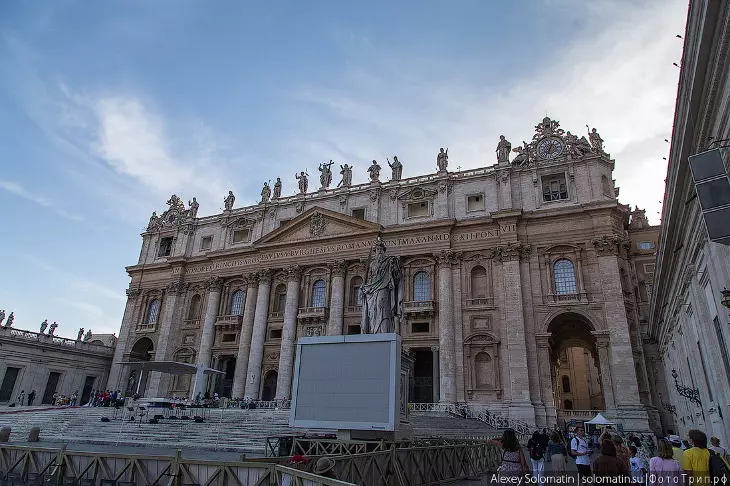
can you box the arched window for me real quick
[144,299,160,324]
[470,266,488,298]
[273,284,287,313]
[475,352,493,389]
[350,276,363,306]
[562,375,571,393]
[230,289,244,316]
[187,295,202,320]
[413,272,431,301]
[311,280,326,308]
[564,399,573,410]
[553,259,577,295]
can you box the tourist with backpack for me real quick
[490,429,529,478]
[528,431,546,479]
[548,431,568,472]
[571,426,593,479]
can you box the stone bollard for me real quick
[28,426,40,442]
[0,425,10,442]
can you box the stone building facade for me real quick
[0,327,116,405]
[648,0,730,445]
[108,116,657,431]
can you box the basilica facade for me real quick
[108,116,658,432]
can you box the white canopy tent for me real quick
[117,361,224,395]
[584,413,615,426]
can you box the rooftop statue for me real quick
[587,126,605,153]
[496,135,511,164]
[224,191,235,211]
[387,156,403,181]
[338,164,353,188]
[437,148,448,172]
[188,197,199,218]
[40,319,48,334]
[83,329,93,342]
[295,171,309,194]
[360,237,403,334]
[368,160,381,182]
[0,310,4,326]
[77,328,85,341]
[147,211,160,231]
[319,160,335,189]
[273,178,282,199]
[48,321,58,336]
[260,182,271,203]
[3,312,13,329]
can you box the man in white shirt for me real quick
[571,426,592,479]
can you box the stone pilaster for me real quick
[106,287,141,390]
[591,237,643,408]
[231,273,258,398]
[431,346,441,402]
[276,265,302,399]
[327,260,347,336]
[147,279,185,396]
[192,277,223,397]
[495,242,534,424]
[536,333,556,427]
[244,270,272,399]
[593,331,616,410]
[452,263,466,402]
[436,250,457,403]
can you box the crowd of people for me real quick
[490,425,729,483]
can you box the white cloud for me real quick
[0,179,85,222]
[284,0,684,223]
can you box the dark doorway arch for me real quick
[261,370,278,401]
[547,313,605,414]
[127,337,154,396]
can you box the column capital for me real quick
[535,333,551,348]
[257,269,272,284]
[329,260,347,277]
[243,272,259,287]
[592,330,611,348]
[284,264,302,282]
[435,250,462,266]
[430,346,440,352]
[495,242,531,262]
[207,276,223,292]
[126,288,141,300]
[591,235,627,256]
[167,279,187,294]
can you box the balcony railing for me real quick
[182,318,200,329]
[545,292,589,304]
[268,311,284,321]
[465,297,495,308]
[403,300,437,316]
[215,315,242,328]
[136,323,156,332]
[298,306,328,321]
[0,327,115,354]
[556,409,601,421]
[344,305,362,314]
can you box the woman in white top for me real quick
[649,439,682,486]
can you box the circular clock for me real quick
[537,137,564,159]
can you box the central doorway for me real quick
[409,348,436,403]
[214,356,236,398]
[126,337,154,396]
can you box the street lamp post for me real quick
[672,369,702,407]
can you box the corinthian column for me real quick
[192,277,222,397]
[107,288,141,390]
[276,265,302,399]
[231,274,259,398]
[147,279,185,397]
[436,250,457,403]
[593,331,616,410]
[327,260,347,336]
[244,270,272,399]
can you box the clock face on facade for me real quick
[537,137,564,159]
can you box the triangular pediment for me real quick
[254,206,382,248]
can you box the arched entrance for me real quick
[261,370,278,401]
[546,313,605,426]
[127,337,154,396]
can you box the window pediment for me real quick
[465,333,499,345]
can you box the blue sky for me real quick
[0,0,687,338]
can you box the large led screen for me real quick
[290,333,400,431]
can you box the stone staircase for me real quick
[0,407,503,456]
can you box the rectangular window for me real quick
[279,218,291,227]
[0,367,20,402]
[351,208,366,220]
[232,229,250,243]
[637,241,655,250]
[467,194,485,212]
[157,237,173,257]
[411,322,430,333]
[269,329,282,340]
[346,325,361,335]
[200,236,213,251]
[408,201,429,218]
[221,333,236,343]
[698,341,714,401]
[542,174,569,202]
[713,317,730,388]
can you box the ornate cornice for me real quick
[208,276,223,292]
[126,288,141,300]
[495,242,531,262]
[329,260,347,277]
[591,235,624,256]
[284,264,302,282]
